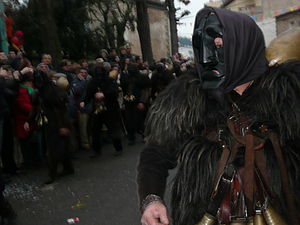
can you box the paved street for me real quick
[4,138,152,225]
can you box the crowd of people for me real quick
[0,46,195,183]
[0,45,195,223]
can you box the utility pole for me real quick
[135,0,154,64]
[0,0,9,54]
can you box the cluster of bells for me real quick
[197,204,287,225]
[123,94,136,102]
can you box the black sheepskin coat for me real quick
[137,60,300,225]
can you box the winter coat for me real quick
[14,85,36,138]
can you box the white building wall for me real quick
[257,17,277,46]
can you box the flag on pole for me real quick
[0,0,9,55]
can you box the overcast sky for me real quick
[175,0,209,37]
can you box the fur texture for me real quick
[171,137,222,225]
[143,61,300,225]
[145,74,226,149]
[241,60,300,142]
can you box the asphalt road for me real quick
[4,138,149,225]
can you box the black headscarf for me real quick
[193,7,268,93]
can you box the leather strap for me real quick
[208,164,235,216]
[243,133,255,216]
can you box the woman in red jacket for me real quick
[14,68,37,166]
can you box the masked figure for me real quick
[137,7,300,225]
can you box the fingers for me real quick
[24,122,30,132]
[143,216,166,225]
[158,213,169,225]
[141,203,169,225]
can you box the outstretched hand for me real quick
[141,202,169,225]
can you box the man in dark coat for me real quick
[34,70,74,184]
[0,68,18,176]
[81,65,123,157]
[120,63,151,145]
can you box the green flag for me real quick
[0,0,9,55]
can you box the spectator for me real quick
[120,63,151,145]
[80,59,89,70]
[98,49,108,62]
[0,66,19,175]
[108,48,120,65]
[11,31,24,52]
[82,65,124,157]
[14,68,38,167]
[71,68,92,151]
[59,59,75,83]
[35,71,74,184]
[41,54,55,71]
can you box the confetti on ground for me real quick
[3,182,41,201]
[71,202,87,209]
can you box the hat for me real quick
[96,58,104,63]
[100,49,108,54]
[109,70,118,80]
[56,77,69,90]
[15,30,24,37]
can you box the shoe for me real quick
[113,151,123,157]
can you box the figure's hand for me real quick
[13,70,21,80]
[95,92,104,100]
[20,67,34,74]
[137,103,145,111]
[79,102,85,108]
[141,202,169,225]
[59,128,70,136]
[24,122,30,132]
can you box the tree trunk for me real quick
[135,0,153,63]
[116,23,126,48]
[166,0,178,55]
[29,0,62,65]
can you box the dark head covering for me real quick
[193,7,268,93]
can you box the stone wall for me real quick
[224,0,262,14]
[148,7,171,60]
[124,5,171,61]
[257,17,276,46]
[261,0,299,13]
